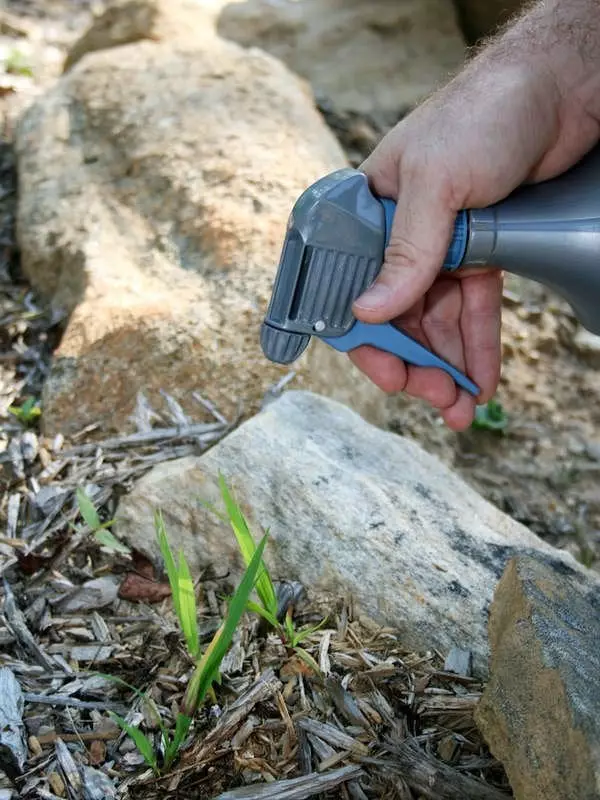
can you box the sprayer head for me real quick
[260,168,387,364]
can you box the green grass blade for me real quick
[290,617,328,647]
[163,713,192,769]
[76,487,101,530]
[187,534,269,711]
[176,550,199,658]
[109,713,158,773]
[293,646,322,677]
[94,528,131,555]
[245,600,279,628]
[218,474,278,617]
[155,510,181,619]
[94,673,168,740]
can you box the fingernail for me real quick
[354,283,391,310]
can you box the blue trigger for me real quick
[322,321,479,396]
[318,195,479,397]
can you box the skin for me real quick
[349,0,600,430]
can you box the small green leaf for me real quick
[217,474,278,618]
[471,399,508,432]
[94,528,131,555]
[293,646,322,676]
[76,487,102,530]
[7,396,41,424]
[290,617,328,647]
[109,713,158,773]
[246,599,279,628]
[163,713,192,769]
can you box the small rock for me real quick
[20,431,38,465]
[475,555,600,800]
[115,390,587,677]
[572,328,600,367]
[437,733,463,764]
[585,440,600,462]
[48,772,65,796]
[443,647,472,677]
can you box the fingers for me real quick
[348,274,503,431]
[352,155,457,324]
[460,271,504,404]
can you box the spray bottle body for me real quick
[458,144,600,335]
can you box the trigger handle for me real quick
[379,198,469,270]
[322,320,480,397]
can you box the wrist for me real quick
[481,1,600,119]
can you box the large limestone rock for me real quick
[475,556,600,800]
[63,0,227,72]
[114,390,590,678]
[217,0,466,118]
[15,27,388,437]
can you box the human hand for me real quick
[350,4,600,430]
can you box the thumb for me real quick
[353,165,457,323]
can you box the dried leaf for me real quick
[118,574,171,603]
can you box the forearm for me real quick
[481,1,600,114]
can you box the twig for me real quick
[375,737,510,800]
[61,422,228,456]
[213,764,363,799]
[22,693,127,713]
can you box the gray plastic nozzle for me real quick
[460,144,600,335]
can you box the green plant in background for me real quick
[106,514,267,775]
[7,396,41,426]
[75,487,131,555]
[471,398,509,432]
[4,47,34,77]
[207,474,325,674]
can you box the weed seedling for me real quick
[471,398,509,432]
[75,487,131,555]
[106,513,267,774]
[205,474,325,674]
[7,396,41,426]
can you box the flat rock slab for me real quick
[115,390,591,677]
[475,555,600,800]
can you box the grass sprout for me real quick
[75,487,131,555]
[7,396,41,425]
[104,512,267,774]
[471,398,509,432]
[206,473,326,674]
[156,509,200,659]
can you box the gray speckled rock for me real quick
[115,390,589,677]
[475,555,600,800]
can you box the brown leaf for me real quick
[130,548,157,580]
[88,739,106,766]
[118,573,171,603]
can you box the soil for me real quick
[1,0,599,581]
